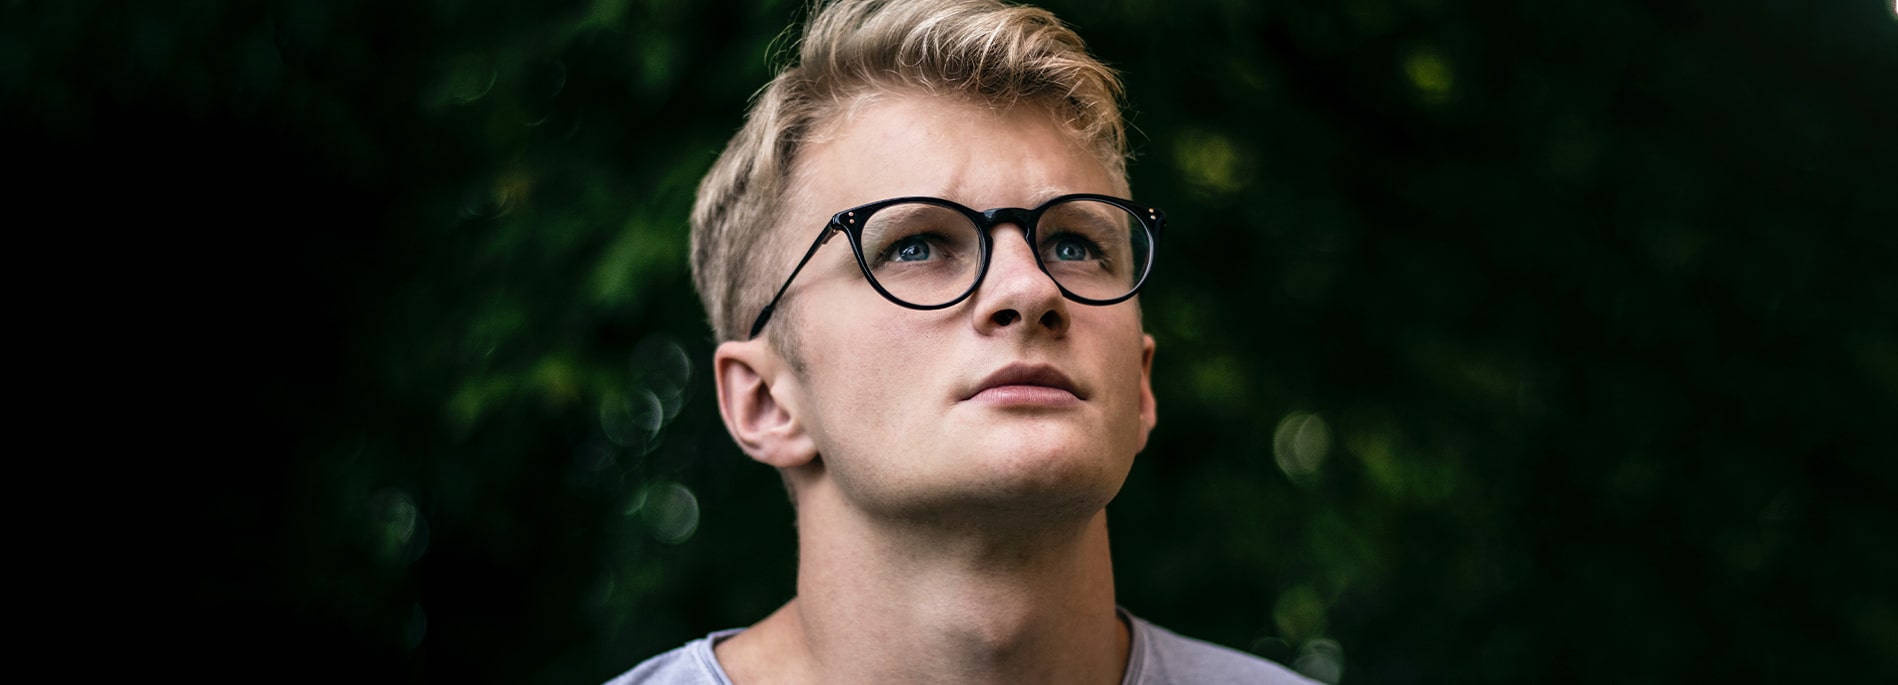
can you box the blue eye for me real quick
[891,237,933,262]
[1050,236,1093,261]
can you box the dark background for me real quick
[13,0,1896,682]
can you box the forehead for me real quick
[789,93,1121,216]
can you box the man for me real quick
[609,0,1315,682]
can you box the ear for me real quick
[1136,333,1158,447]
[713,339,818,468]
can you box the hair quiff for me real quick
[689,0,1129,343]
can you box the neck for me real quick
[716,478,1130,685]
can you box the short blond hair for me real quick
[689,0,1129,344]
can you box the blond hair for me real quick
[689,0,1129,344]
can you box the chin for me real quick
[954,433,1134,518]
[828,422,1140,524]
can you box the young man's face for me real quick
[761,93,1157,521]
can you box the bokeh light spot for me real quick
[1273,584,1329,641]
[630,335,693,422]
[437,54,496,105]
[1248,636,1295,665]
[627,481,700,544]
[1173,129,1249,194]
[369,488,429,564]
[601,389,665,453]
[1190,355,1247,406]
[1273,411,1332,485]
[1293,638,1345,684]
[1346,428,1406,497]
[459,174,515,220]
[529,355,581,408]
[1403,46,1455,103]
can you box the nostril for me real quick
[992,309,1022,326]
[1038,310,1063,330]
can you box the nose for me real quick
[972,223,1069,336]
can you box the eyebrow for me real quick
[1022,185,1069,207]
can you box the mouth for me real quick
[962,363,1085,402]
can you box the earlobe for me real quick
[1137,334,1158,441]
[713,340,818,468]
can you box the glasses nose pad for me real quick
[977,207,1041,262]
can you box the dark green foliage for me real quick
[13,0,1894,682]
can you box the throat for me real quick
[777,509,1130,684]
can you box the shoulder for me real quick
[1125,613,1319,685]
[602,630,740,685]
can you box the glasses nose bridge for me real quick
[972,205,1055,299]
[978,207,1038,240]
[975,206,1044,272]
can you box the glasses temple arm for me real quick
[747,223,842,339]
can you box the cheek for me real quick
[801,311,947,436]
[1098,326,1152,415]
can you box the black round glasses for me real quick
[748,194,1165,339]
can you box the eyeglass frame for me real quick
[747,193,1166,339]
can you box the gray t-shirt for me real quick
[604,609,1317,684]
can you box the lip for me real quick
[961,363,1085,403]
